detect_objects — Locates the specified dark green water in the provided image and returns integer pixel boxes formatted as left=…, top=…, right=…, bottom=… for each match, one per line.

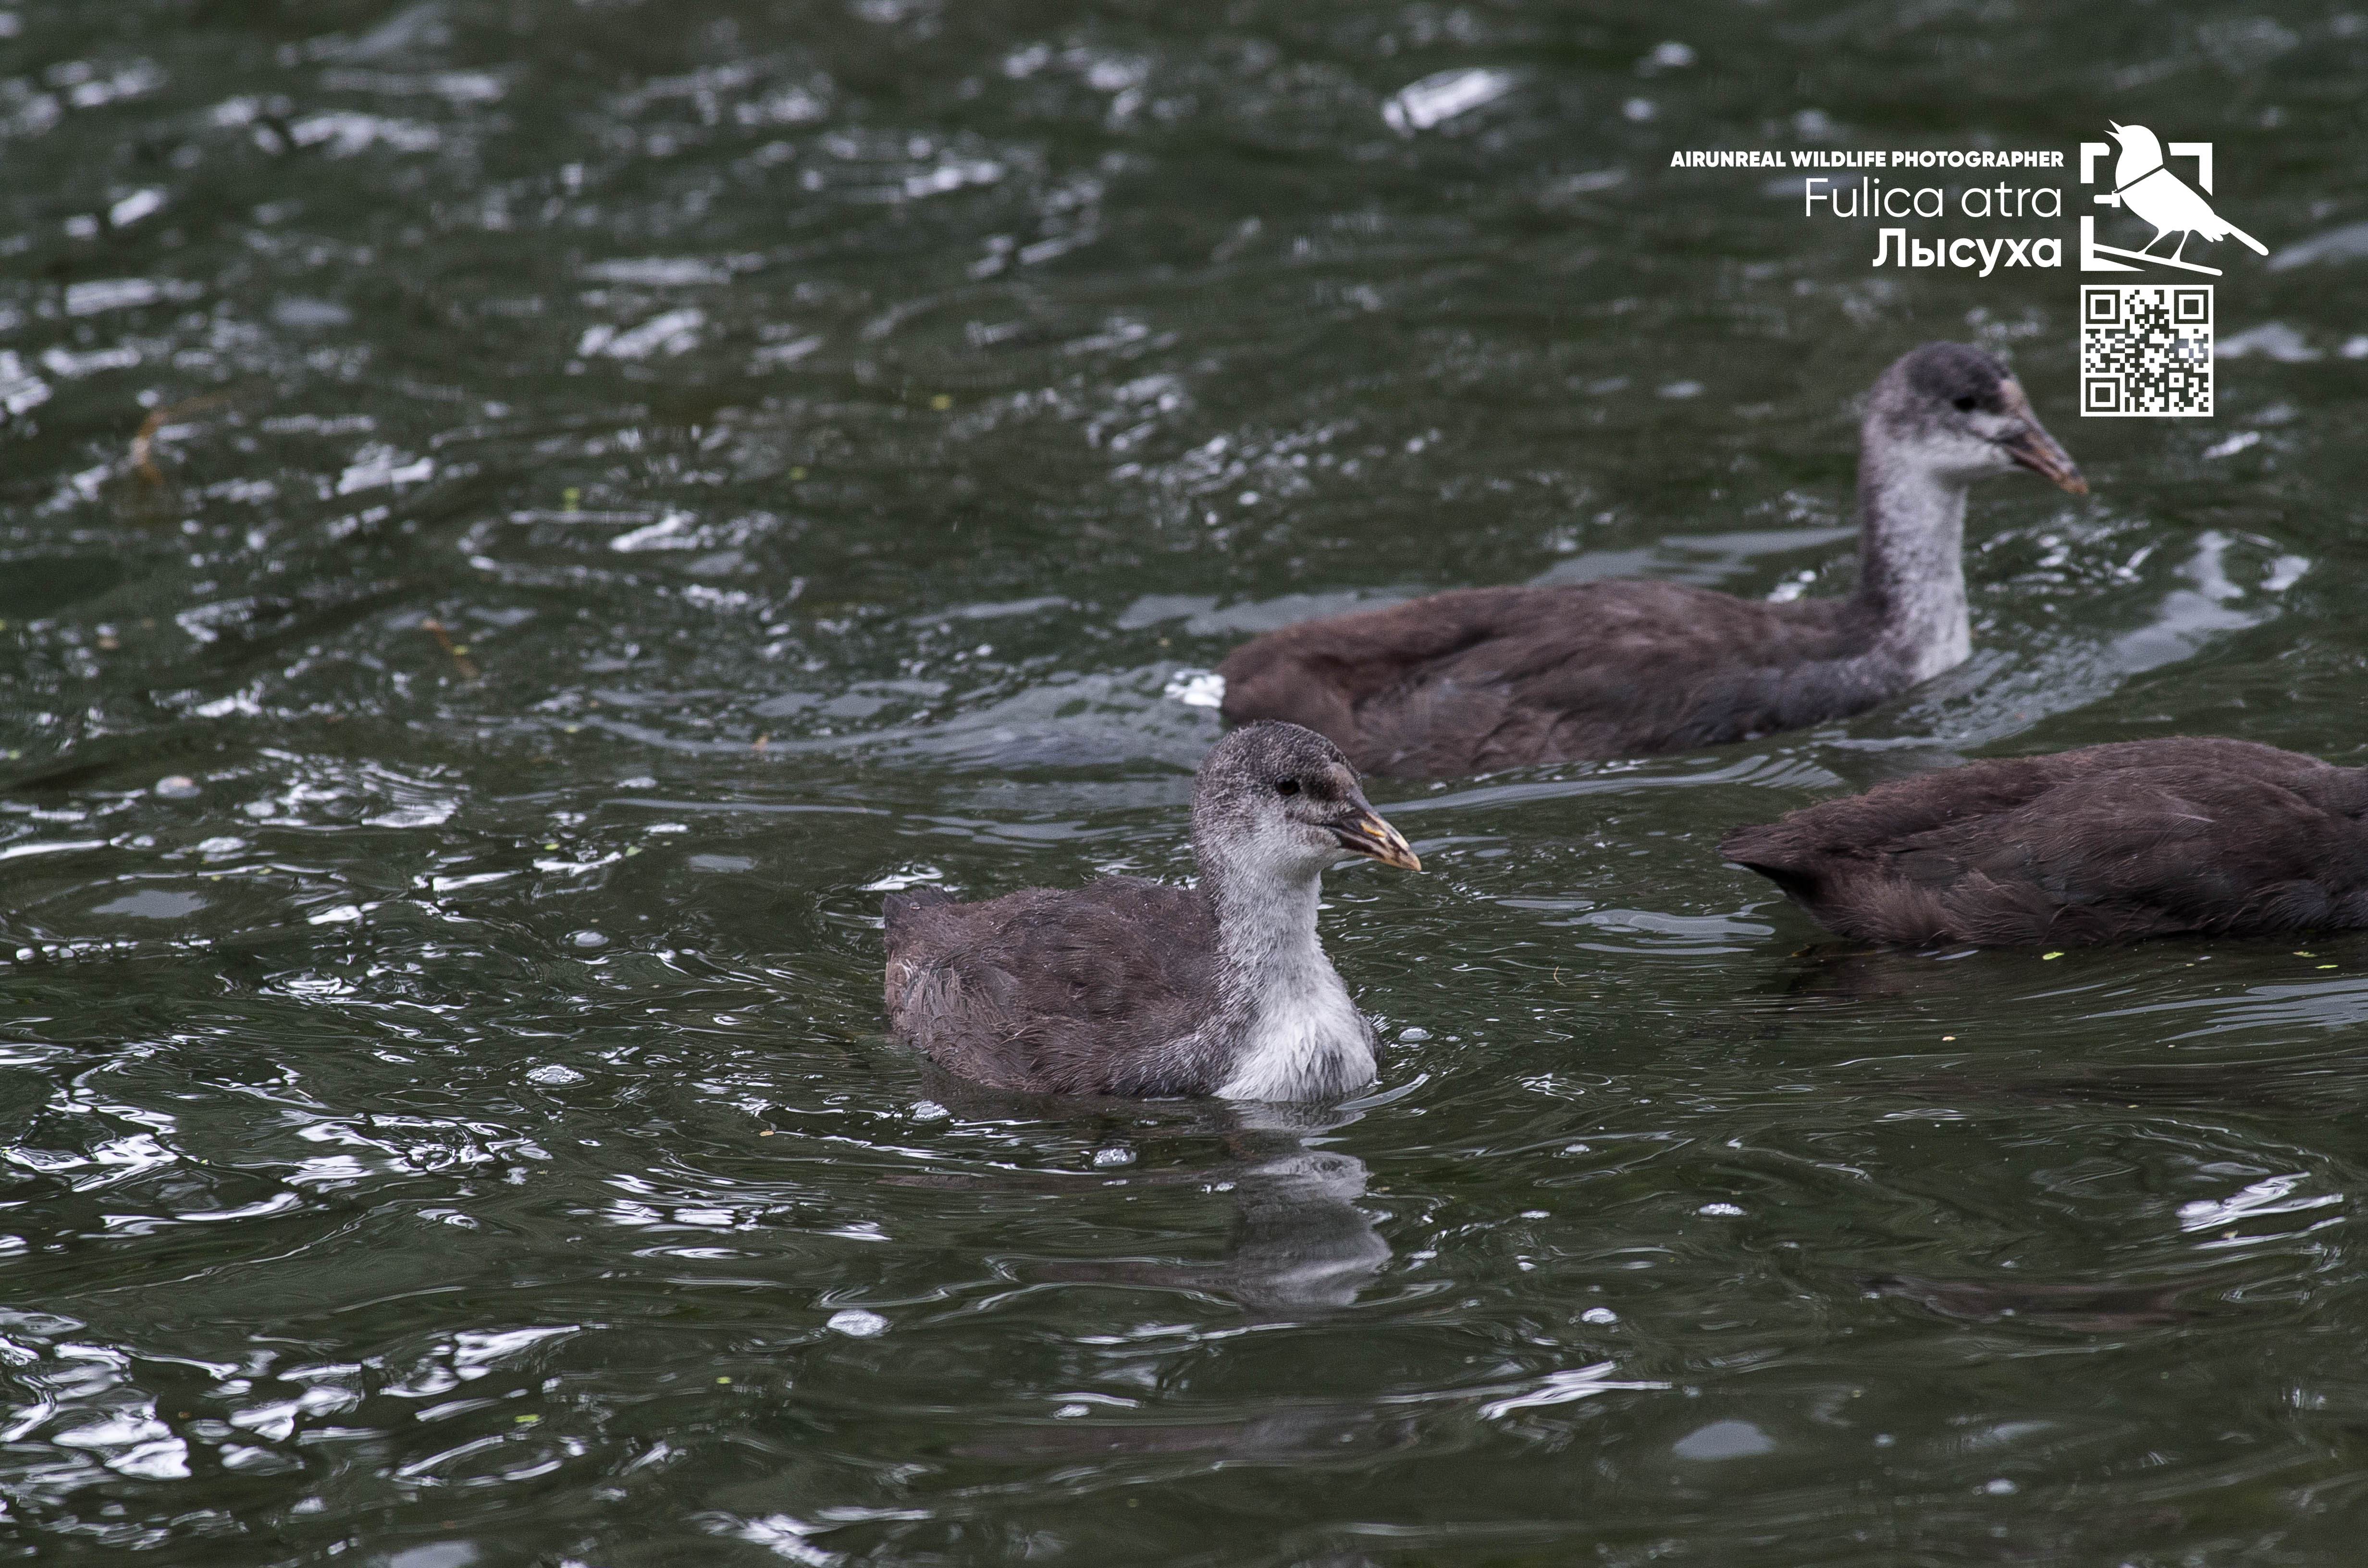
left=5, top=2, right=2368, bottom=1563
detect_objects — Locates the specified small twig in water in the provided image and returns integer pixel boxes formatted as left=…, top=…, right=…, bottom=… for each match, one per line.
left=419, top=618, right=480, bottom=679
left=130, top=391, right=235, bottom=486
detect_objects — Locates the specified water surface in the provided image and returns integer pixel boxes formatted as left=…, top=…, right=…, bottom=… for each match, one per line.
left=5, top=1, right=2368, bottom=1563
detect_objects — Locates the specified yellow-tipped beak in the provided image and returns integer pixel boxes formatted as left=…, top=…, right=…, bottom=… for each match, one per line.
left=1332, top=808, right=1422, bottom=872
left=2004, top=425, right=2087, bottom=495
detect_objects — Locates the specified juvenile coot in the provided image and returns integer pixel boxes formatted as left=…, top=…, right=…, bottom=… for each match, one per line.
left=1214, top=343, right=2085, bottom=778
left=882, top=722, right=1421, bottom=1100
left=1720, top=738, right=2368, bottom=947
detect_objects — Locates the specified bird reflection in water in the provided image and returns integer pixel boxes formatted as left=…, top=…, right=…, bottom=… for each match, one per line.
left=889, top=1082, right=1392, bottom=1315
left=888, top=1091, right=1408, bottom=1471
left=1866, top=1271, right=2240, bottom=1331
left=1751, top=943, right=2362, bottom=1117
left=1032, top=1101, right=1393, bottom=1314
left=950, top=1399, right=1417, bottom=1470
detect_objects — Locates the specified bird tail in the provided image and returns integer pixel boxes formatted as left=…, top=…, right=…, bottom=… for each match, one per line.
left=2226, top=223, right=2269, bottom=255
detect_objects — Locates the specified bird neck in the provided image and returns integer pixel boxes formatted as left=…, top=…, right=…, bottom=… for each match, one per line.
left=1195, top=853, right=1372, bottom=1102
left=1852, top=443, right=1972, bottom=683
left=1202, top=858, right=1336, bottom=996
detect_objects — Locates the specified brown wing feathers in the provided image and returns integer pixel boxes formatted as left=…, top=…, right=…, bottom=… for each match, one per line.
left=884, top=880, right=1224, bottom=1096
left=1218, top=581, right=1879, bottom=777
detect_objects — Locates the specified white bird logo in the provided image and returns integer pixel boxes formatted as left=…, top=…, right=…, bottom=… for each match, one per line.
left=2097, top=122, right=2267, bottom=265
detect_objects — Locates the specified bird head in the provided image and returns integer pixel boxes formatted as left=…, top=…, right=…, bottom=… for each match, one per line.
left=2106, top=122, right=2163, bottom=163
left=1868, top=343, right=2087, bottom=495
left=1193, top=723, right=1421, bottom=882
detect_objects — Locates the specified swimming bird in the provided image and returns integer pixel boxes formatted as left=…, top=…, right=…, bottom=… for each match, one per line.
left=881, top=722, right=1421, bottom=1100
left=1213, top=343, right=2086, bottom=778
left=1719, top=738, right=2368, bottom=947
left=2100, top=122, right=2267, bottom=265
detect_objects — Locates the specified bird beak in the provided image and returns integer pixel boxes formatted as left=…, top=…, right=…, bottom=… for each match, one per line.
left=2001, top=422, right=2087, bottom=495
left=1330, top=796, right=1422, bottom=872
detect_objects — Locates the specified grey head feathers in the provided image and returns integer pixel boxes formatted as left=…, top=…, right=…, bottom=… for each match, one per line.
left=1870, top=342, right=2086, bottom=495
left=1193, top=721, right=1421, bottom=892
left=1901, top=339, right=2013, bottom=410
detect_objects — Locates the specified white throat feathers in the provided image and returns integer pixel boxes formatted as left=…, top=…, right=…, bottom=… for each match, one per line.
left=1857, top=447, right=1973, bottom=684
left=1202, top=858, right=1376, bottom=1103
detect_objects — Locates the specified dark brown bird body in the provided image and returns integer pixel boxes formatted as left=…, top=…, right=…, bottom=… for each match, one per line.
left=1720, top=738, right=2368, bottom=947
left=1215, top=343, right=2086, bottom=779
left=1216, top=580, right=1898, bottom=777
left=884, top=879, right=1230, bottom=1098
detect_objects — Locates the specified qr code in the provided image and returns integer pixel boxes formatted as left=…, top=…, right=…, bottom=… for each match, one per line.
left=2081, top=285, right=2212, bottom=417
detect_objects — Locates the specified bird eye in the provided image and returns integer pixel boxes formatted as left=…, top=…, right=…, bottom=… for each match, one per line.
left=1275, top=778, right=1300, bottom=796
left=1952, top=395, right=1979, bottom=413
